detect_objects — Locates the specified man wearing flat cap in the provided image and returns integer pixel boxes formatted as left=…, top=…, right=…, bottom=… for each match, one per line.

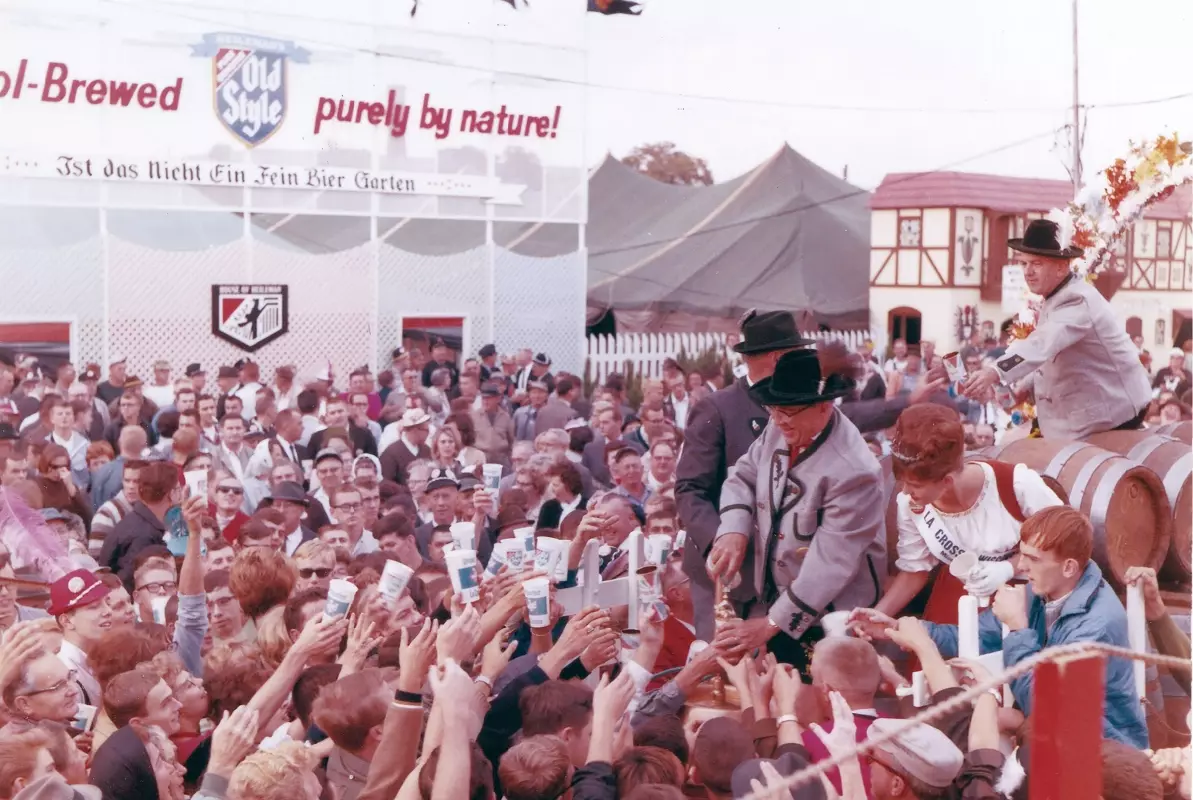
left=707, top=348, right=887, bottom=670
left=963, top=218, right=1151, bottom=439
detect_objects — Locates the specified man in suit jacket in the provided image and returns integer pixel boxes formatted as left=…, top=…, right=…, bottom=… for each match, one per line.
left=581, top=404, right=644, bottom=488
left=266, top=409, right=310, bottom=466
left=513, top=352, right=555, bottom=395
left=308, top=396, right=377, bottom=457
left=963, top=219, right=1152, bottom=440
left=534, top=376, right=580, bottom=434
left=708, top=349, right=887, bottom=671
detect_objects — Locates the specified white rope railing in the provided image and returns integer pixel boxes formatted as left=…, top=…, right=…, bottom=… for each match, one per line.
left=736, top=642, right=1191, bottom=800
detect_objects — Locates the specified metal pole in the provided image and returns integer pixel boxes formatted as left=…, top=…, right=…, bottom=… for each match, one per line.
left=1071, top=0, right=1082, bottom=191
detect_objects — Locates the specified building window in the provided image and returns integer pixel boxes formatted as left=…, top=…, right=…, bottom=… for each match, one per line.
left=898, top=218, right=922, bottom=248
left=1156, top=227, right=1172, bottom=259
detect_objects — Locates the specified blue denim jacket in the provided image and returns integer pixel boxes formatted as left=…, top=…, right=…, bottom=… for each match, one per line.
left=926, top=560, right=1147, bottom=748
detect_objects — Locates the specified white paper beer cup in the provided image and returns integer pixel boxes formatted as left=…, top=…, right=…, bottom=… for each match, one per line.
left=150, top=595, right=170, bottom=625
left=513, top=526, right=536, bottom=569
left=503, top=540, right=526, bottom=572
left=379, top=560, right=414, bottom=606
left=183, top=469, right=208, bottom=499
left=484, top=541, right=509, bottom=580
left=534, top=537, right=568, bottom=582
left=446, top=549, right=480, bottom=604
left=523, top=576, right=551, bottom=628
left=449, top=521, right=476, bottom=553
left=324, top=579, right=358, bottom=620
left=482, top=463, right=503, bottom=493
left=647, top=534, right=672, bottom=565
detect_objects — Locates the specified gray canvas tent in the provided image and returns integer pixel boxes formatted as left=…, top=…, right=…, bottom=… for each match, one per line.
left=576, top=143, right=872, bottom=333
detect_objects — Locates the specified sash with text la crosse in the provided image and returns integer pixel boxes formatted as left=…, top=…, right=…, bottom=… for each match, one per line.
left=899, top=493, right=1016, bottom=565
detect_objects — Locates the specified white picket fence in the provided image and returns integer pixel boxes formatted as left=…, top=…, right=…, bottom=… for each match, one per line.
left=585, top=329, right=874, bottom=384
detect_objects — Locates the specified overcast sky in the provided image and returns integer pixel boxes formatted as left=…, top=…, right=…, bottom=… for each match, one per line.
left=579, top=0, right=1192, bottom=188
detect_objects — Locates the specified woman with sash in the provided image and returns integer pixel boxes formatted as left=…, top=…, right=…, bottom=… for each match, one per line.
left=874, top=404, right=1063, bottom=623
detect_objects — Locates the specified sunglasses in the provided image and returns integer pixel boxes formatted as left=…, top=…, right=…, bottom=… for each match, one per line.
left=298, top=567, right=333, bottom=579
left=216, top=486, right=244, bottom=495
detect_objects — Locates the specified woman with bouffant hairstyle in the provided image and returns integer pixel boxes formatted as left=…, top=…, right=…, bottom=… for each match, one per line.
left=229, top=547, right=297, bottom=621
left=875, top=403, right=1062, bottom=623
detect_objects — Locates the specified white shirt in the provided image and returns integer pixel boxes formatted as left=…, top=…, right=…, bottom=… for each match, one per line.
left=669, top=393, right=690, bottom=430
left=142, top=383, right=175, bottom=409
left=273, top=383, right=299, bottom=411
left=884, top=357, right=909, bottom=374
left=233, top=381, right=264, bottom=411
left=377, top=421, right=401, bottom=455
left=284, top=526, right=305, bottom=557
left=352, top=530, right=379, bottom=556
left=51, top=430, right=89, bottom=473
left=895, top=462, right=1063, bottom=573
left=299, top=415, right=322, bottom=448
left=58, top=640, right=101, bottom=706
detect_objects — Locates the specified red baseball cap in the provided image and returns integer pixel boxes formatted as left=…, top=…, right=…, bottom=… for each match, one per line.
left=48, top=570, right=110, bottom=616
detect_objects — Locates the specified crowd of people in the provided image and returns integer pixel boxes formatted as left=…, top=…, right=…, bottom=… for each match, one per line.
left=0, top=222, right=1188, bottom=800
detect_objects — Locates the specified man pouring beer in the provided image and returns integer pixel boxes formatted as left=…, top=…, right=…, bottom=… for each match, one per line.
left=706, top=349, right=887, bottom=671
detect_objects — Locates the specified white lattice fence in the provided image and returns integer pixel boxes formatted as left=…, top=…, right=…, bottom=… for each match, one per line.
left=0, top=237, right=105, bottom=365
left=492, top=247, right=586, bottom=375
left=377, top=245, right=492, bottom=369
left=108, top=238, right=375, bottom=382
left=586, top=328, right=874, bottom=383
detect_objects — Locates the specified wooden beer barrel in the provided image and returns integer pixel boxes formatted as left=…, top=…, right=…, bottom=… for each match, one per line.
left=1085, top=431, right=1192, bottom=585
left=980, top=439, right=1172, bottom=590
left=1152, top=421, right=1192, bottom=444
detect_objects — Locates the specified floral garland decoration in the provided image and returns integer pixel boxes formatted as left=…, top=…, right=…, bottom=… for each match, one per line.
left=1002, top=134, right=1191, bottom=428
left=1009, top=134, right=1192, bottom=341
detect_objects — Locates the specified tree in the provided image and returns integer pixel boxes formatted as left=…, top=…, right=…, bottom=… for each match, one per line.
left=620, top=142, right=714, bottom=186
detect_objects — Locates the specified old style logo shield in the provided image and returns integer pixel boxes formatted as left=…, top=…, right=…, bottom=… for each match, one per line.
left=212, top=285, right=289, bottom=352
left=193, top=33, right=310, bottom=147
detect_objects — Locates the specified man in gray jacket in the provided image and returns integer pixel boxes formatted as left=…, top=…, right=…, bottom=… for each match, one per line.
left=963, top=218, right=1151, bottom=439
left=677, top=311, right=944, bottom=639
left=707, top=348, right=887, bottom=671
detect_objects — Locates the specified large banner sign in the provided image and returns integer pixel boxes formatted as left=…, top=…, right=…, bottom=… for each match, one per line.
left=0, top=2, right=587, bottom=221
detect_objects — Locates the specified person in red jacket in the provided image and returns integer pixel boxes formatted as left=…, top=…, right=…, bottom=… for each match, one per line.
left=649, top=559, right=697, bottom=686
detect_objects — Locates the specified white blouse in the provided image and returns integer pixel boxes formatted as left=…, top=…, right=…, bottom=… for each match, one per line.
left=895, top=462, right=1063, bottom=573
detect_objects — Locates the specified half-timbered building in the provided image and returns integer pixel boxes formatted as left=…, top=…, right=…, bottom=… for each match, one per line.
left=867, top=172, right=1192, bottom=356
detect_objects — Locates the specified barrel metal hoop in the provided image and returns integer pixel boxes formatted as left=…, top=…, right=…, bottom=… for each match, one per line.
left=1068, top=452, right=1118, bottom=511
left=1044, top=442, right=1090, bottom=479
left=1086, top=459, right=1135, bottom=571
left=1163, top=452, right=1193, bottom=505
left=1126, top=435, right=1173, bottom=463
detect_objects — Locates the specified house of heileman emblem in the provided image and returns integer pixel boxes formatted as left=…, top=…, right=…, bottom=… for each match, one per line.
left=192, top=32, right=311, bottom=147
left=212, top=285, right=289, bottom=351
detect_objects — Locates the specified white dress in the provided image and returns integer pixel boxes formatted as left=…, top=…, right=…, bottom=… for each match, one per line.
left=895, top=462, right=1063, bottom=573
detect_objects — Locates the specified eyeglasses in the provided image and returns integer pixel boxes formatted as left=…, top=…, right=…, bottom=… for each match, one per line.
left=136, top=581, right=177, bottom=595
left=334, top=502, right=362, bottom=512
left=216, top=486, right=244, bottom=495
left=51, top=462, right=70, bottom=470
left=298, top=567, right=333, bottom=579
left=22, top=670, right=77, bottom=697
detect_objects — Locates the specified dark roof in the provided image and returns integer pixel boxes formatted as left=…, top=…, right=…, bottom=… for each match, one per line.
left=870, top=170, right=1192, bottom=220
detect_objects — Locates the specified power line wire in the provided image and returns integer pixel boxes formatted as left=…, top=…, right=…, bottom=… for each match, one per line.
left=98, top=0, right=1193, bottom=116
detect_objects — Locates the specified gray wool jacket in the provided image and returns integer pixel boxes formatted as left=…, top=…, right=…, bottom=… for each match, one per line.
left=716, top=409, right=888, bottom=641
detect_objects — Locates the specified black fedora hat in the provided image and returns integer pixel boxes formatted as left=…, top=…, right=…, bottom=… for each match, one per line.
left=1008, top=219, right=1083, bottom=260
left=749, top=349, right=853, bottom=407
left=733, top=310, right=814, bottom=355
